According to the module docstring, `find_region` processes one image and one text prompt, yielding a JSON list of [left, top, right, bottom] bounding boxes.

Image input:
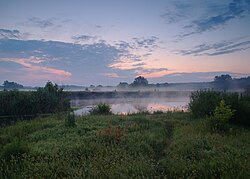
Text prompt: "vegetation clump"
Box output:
[[89, 103, 112, 115], [1, 141, 30, 160], [130, 76, 149, 87], [0, 81, 70, 126], [189, 90, 250, 126], [65, 112, 76, 127], [0, 113, 249, 178], [210, 100, 234, 131]]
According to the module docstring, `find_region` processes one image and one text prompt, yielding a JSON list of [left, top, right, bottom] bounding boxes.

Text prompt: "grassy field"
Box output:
[[0, 112, 249, 178]]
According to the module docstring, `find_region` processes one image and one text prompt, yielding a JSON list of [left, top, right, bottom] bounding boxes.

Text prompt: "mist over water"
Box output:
[[72, 95, 190, 115]]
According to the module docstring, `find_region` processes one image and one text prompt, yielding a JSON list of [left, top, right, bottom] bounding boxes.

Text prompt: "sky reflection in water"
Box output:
[[73, 97, 189, 115]]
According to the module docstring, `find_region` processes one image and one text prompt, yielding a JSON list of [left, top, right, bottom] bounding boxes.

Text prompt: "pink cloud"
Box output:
[[0, 58, 71, 77], [103, 73, 120, 78], [137, 69, 171, 78], [0, 58, 72, 85], [108, 57, 144, 70]]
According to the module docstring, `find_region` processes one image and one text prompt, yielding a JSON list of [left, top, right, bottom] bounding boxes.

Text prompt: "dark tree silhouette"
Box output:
[[214, 74, 232, 91], [130, 76, 148, 87], [214, 74, 232, 82], [117, 82, 129, 88], [3, 80, 23, 89]]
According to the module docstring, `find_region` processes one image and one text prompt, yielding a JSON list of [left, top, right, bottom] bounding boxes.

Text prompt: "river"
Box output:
[[71, 95, 190, 115]]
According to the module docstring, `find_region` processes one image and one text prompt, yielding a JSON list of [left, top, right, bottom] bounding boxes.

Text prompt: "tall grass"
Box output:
[[0, 113, 249, 178]]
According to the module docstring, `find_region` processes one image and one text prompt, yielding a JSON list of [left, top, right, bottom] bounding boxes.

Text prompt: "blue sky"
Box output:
[[0, 0, 250, 86]]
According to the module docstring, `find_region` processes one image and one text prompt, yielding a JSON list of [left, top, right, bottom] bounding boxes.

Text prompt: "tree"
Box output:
[[214, 74, 232, 91], [3, 80, 23, 89], [35, 81, 69, 113], [214, 74, 232, 82], [117, 82, 129, 88], [130, 76, 148, 87], [245, 85, 250, 94]]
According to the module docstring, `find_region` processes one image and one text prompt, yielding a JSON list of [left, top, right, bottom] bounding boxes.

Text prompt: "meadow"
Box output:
[[0, 112, 249, 178]]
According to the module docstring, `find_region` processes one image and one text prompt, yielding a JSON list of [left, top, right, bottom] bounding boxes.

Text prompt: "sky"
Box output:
[[0, 0, 250, 86]]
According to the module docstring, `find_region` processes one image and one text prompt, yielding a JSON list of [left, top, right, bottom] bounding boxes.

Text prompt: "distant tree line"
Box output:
[[1, 80, 23, 89], [213, 74, 250, 91], [116, 75, 250, 92], [117, 76, 153, 89], [0, 81, 70, 126]]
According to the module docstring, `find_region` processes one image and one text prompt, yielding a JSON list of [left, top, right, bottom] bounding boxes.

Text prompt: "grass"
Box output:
[[0, 112, 249, 178]]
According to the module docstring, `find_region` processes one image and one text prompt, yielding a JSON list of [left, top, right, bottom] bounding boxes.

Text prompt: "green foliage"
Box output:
[[245, 85, 250, 94], [153, 110, 164, 114], [0, 113, 249, 178], [189, 90, 221, 118], [1, 141, 30, 160], [158, 119, 250, 178], [233, 94, 250, 126], [36, 81, 70, 113], [189, 90, 250, 126], [65, 113, 76, 127], [0, 81, 70, 126], [211, 100, 234, 131], [89, 103, 112, 115]]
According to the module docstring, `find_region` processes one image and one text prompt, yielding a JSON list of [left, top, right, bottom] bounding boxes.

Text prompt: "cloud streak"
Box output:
[[160, 1, 192, 24], [0, 37, 130, 84], [191, 1, 246, 32], [0, 29, 21, 39], [102, 73, 120, 78], [164, 0, 250, 40], [72, 34, 97, 43], [27, 17, 54, 28], [107, 36, 166, 78], [135, 68, 170, 78], [176, 39, 250, 56]]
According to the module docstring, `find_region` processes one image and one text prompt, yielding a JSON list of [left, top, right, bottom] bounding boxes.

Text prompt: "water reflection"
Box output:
[[72, 97, 189, 116]]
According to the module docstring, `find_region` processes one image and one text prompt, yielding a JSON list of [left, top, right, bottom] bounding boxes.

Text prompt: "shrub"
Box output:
[[189, 90, 221, 118], [89, 103, 112, 115], [153, 110, 164, 114], [65, 113, 76, 127], [232, 94, 250, 126], [189, 90, 250, 127], [0, 81, 70, 126], [210, 100, 234, 131]]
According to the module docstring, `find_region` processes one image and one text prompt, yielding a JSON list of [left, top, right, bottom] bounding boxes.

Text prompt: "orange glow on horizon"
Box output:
[[138, 70, 173, 78]]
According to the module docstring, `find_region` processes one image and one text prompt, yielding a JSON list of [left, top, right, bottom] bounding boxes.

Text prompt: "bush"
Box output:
[[189, 90, 221, 118], [89, 103, 112, 115], [189, 90, 250, 127], [232, 94, 250, 126], [210, 100, 234, 131], [0, 81, 70, 126], [65, 113, 76, 127]]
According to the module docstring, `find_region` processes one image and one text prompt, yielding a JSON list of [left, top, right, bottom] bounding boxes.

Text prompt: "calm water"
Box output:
[[72, 96, 190, 115]]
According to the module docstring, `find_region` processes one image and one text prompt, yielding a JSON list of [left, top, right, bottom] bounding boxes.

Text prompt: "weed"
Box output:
[[89, 103, 112, 115], [65, 113, 76, 127], [211, 100, 235, 132]]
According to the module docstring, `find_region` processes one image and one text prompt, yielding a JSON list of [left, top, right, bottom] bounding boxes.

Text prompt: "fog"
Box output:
[[71, 92, 190, 115]]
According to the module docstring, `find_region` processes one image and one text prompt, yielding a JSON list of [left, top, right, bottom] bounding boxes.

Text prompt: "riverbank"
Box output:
[[68, 91, 191, 100], [1, 112, 249, 178]]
